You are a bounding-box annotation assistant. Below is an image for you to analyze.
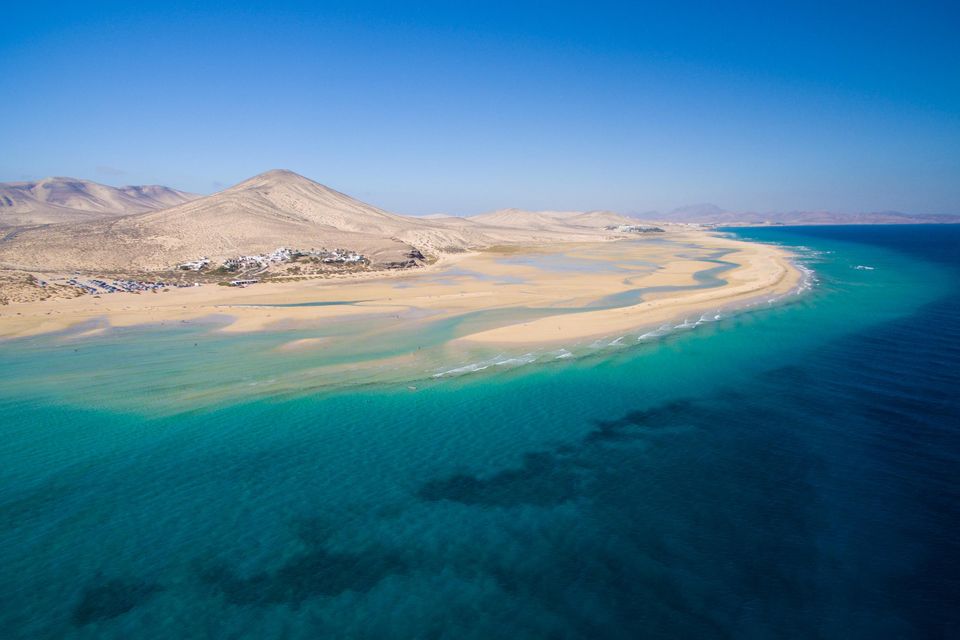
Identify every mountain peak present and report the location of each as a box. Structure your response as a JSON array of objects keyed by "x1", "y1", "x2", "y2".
[
  {"x1": 256, "y1": 168, "x2": 304, "y2": 179},
  {"x1": 228, "y1": 169, "x2": 327, "y2": 193},
  {"x1": 248, "y1": 169, "x2": 312, "y2": 184},
  {"x1": 37, "y1": 176, "x2": 86, "y2": 186}
]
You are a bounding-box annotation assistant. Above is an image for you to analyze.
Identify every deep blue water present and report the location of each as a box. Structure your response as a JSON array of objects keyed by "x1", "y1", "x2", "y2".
[{"x1": 0, "y1": 225, "x2": 958, "y2": 638}]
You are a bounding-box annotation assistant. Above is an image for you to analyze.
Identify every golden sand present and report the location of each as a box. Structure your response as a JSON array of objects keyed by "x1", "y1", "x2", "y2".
[{"x1": 0, "y1": 231, "x2": 800, "y2": 345}]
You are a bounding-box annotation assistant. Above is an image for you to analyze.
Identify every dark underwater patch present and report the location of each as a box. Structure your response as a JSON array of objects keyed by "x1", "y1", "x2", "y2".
[
  {"x1": 585, "y1": 398, "x2": 703, "y2": 443},
  {"x1": 72, "y1": 578, "x2": 162, "y2": 626},
  {"x1": 417, "y1": 451, "x2": 584, "y2": 506},
  {"x1": 200, "y1": 546, "x2": 405, "y2": 607},
  {"x1": 417, "y1": 398, "x2": 711, "y2": 507}
]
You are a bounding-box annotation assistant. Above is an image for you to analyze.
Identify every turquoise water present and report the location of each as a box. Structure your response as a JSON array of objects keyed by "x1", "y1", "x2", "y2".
[{"x1": 1, "y1": 226, "x2": 958, "y2": 638}]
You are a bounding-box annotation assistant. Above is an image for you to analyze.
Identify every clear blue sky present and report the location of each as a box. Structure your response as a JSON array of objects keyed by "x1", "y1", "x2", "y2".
[{"x1": 2, "y1": 1, "x2": 958, "y2": 215}]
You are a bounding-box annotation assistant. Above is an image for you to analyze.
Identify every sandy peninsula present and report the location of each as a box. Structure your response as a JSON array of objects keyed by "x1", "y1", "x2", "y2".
[
  {"x1": 0, "y1": 170, "x2": 805, "y2": 352},
  {"x1": 0, "y1": 229, "x2": 800, "y2": 346}
]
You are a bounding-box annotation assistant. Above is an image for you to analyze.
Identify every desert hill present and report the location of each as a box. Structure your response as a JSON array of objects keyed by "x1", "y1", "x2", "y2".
[
  {"x1": 0, "y1": 170, "x2": 652, "y2": 274},
  {"x1": 0, "y1": 177, "x2": 198, "y2": 226},
  {"x1": 0, "y1": 170, "x2": 419, "y2": 271}
]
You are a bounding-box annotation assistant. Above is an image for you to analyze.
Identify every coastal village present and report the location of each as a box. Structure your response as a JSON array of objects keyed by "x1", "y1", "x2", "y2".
[
  {"x1": 0, "y1": 233, "x2": 437, "y2": 302},
  {"x1": 179, "y1": 246, "x2": 367, "y2": 274},
  {"x1": 604, "y1": 224, "x2": 665, "y2": 233},
  {"x1": 29, "y1": 246, "x2": 380, "y2": 298},
  {"x1": 176, "y1": 247, "x2": 371, "y2": 286}
]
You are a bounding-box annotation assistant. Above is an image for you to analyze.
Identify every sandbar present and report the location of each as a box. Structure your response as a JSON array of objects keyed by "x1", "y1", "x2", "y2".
[{"x1": 0, "y1": 230, "x2": 802, "y2": 346}]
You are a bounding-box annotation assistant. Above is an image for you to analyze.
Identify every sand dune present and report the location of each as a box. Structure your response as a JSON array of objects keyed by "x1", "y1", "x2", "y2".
[{"x1": 0, "y1": 177, "x2": 198, "y2": 226}]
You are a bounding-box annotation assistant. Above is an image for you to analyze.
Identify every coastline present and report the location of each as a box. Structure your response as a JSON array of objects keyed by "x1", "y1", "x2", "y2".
[
  {"x1": 455, "y1": 236, "x2": 800, "y2": 345},
  {"x1": 0, "y1": 230, "x2": 802, "y2": 346}
]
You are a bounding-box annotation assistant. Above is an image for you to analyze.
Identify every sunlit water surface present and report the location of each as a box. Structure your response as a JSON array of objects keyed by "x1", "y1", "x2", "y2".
[{"x1": 1, "y1": 226, "x2": 958, "y2": 638}]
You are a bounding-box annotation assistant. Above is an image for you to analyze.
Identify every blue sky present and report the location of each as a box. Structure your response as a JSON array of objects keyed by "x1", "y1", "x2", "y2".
[{"x1": 2, "y1": 1, "x2": 958, "y2": 215}]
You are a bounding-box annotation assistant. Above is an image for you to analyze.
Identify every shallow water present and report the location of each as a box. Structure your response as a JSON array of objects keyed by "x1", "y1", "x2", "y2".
[
  {"x1": 497, "y1": 251, "x2": 634, "y2": 273},
  {"x1": 1, "y1": 226, "x2": 958, "y2": 638},
  {"x1": 587, "y1": 257, "x2": 735, "y2": 308},
  {"x1": 0, "y1": 239, "x2": 769, "y2": 410},
  {"x1": 227, "y1": 300, "x2": 368, "y2": 308}
]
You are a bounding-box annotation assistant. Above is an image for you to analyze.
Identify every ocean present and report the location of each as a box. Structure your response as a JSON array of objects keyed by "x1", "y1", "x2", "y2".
[{"x1": 0, "y1": 225, "x2": 957, "y2": 638}]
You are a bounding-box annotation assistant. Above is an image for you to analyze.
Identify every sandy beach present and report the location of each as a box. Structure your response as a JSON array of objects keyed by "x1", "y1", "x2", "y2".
[{"x1": 0, "y1": 230, "x2": 801, "y2": 346}]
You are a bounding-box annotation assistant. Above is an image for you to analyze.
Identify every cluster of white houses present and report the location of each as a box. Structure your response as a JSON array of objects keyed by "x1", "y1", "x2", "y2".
[
  {"x1": 605, "y1": 224, "x2": 665, "y2": 233},
  {"x1": 178, "y1": 258, "x2": 211, "y2": 271},
  {"x1": 179, "y1": 247, "x2": 367, "y2": 273},
  {"x1": 220, "y1": 247, "x2": 291, "y2": 272},
  {"x1": 317, "y1": 249, "x2": 366, "y2": 264}
]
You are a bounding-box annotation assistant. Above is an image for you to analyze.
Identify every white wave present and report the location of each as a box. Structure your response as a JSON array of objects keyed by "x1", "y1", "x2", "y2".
[
  {"x1": 638, "y1": 324, "x2": 674, "y2": 341},
  {"x1": 432, "y1": 361, "x2": 493, "y2": 378},
  {"x1": 432, "y1": 352, "x2": 539, "y2": 378},
  {"x1": 494, "y1": 353, "x2": 538, "y2": 367}
]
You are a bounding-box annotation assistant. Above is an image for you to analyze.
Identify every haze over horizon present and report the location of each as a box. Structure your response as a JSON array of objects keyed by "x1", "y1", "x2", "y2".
[{"x1": 2, "y1": 1, "x2": 958, "y2": 216}]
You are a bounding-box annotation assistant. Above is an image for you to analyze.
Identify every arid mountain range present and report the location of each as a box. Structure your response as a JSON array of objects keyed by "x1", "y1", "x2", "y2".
[
  {"x1": 0, "y1": 170, "x2": 641, "y2": 273},
  {"x1": 1, "y1": 171, "x2": 956, "y2": 274},
  {"x1": 656, "y1": 203, "x2": 960, "y2": 225},
  {"x1": 0, "y1": 177, "x2": 198, "y2": 226}
]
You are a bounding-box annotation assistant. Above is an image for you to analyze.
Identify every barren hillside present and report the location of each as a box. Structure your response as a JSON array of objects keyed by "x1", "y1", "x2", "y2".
[
  {"x1": 0, "y1": 177, "x2": 198, "y2": 226},
  {"x1": 0, "y1": 170, "x2": 649, "y2": 273}
]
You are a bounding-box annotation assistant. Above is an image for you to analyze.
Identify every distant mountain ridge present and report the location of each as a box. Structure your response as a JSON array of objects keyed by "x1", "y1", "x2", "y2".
[
  {"x1": 0, "y1": 177, "x2": 198, "y2": 226},
  {"x1": 655, "y1": 203, "x2": 960, "y2": 225},
  {"x1": 468, "y1": 208, "x2": 640, "y2": 231},
  {"x1": 4, "y1": 169, "x2": 954, "y2": 275}
]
